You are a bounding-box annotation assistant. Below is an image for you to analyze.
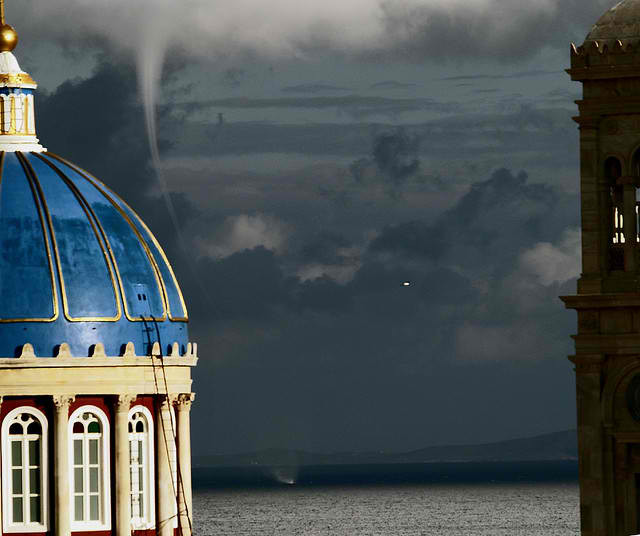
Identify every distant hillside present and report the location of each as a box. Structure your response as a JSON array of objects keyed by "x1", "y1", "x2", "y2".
[
  {"x1": 194, "y1": 430, "x2": 577, "y2": 468},
  {"x1": 398, "y1": 430, "x2": 577, "y2": 463}
]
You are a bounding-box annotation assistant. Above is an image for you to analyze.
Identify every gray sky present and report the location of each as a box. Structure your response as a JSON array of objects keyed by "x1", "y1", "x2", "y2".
[{"x1": 9, "y1": 0, "x2": 618, "y2": 455}]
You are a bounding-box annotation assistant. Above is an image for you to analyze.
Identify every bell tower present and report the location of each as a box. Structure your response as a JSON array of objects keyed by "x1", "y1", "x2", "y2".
[{"x1": 563, "y1": 1, "x2": 640, "y2": 534}]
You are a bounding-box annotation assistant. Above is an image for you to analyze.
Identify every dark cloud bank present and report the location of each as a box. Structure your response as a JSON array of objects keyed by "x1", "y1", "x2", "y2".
[
  {"x1": 36, "y1": 59, "x2": 579, "y2": 455},
  {"x1": 9, "y1": 0, "x2": 612, "y2": 72}
]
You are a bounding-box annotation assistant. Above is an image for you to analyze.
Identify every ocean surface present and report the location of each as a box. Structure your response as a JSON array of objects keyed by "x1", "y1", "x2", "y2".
[{"x1": 192, "y1": 464, "x2": 579, "y2": 535}]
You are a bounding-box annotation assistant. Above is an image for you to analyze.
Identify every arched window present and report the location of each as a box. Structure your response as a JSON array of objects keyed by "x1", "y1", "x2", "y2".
[
  {"x1": 605, "y1": 156, "x2": 625, "y2": 270},
  {"x1": 69, "y1": 406, "x2": 110, "y2": 531},
  {"x1": 1, "y1": 407, "x2": 49, "y2": 533},
  {"x1": 128, "y1": 406, "x2": 155, "y2": 530}
]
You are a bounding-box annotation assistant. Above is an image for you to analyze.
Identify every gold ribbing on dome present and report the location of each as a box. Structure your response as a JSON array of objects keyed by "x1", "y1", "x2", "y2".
[{"x1": 0, "y1": 0, "x2": 17, "y2": 53}]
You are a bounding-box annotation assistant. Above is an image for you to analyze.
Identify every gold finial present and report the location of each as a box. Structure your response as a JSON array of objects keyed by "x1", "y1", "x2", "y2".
[{"x1": 0, "y1": 0, "x2": 18, "y2": 52}]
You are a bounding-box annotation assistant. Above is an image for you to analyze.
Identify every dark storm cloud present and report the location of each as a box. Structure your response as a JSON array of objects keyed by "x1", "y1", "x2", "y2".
[
  {"x1": 221, "y1": 68, "x2": 247, "y2": 88},
  {"x1": 373, "y1": 0, "x2": 609, "y2": 62},
  {"x1": 544, "y1": 87, "x2": 582, "y2": 105},
  {"x1": 185, "y1": 95, "x2": 459, "y2": 119},
  {"x1": 184, "y1": 167, "x2": 579, "y2": 453},
  {"x1": 299, "y1": 231, "x2": 352, "y2": 265},
  {"x1": 33, "y1": 52, "x2": 581, "y2": 455},
  {"x1": 171, "y1": 104, "x2": 575, "y2": 162},
  {"x1": 371, "y1": 169, "x2": 577, "y2": 270},
  {"x1": 350, "y1": 130, "x2": 424, "y2": 190},
  {"x1": 370, "y1": 81, "x2": 418, "y2": 90},
  {"x1": 281, "y1": 84, "x2": 351, "y2": 94},
  {"x1": 183, "y1": 167, "x2": 576, "y2": 326},
  {"x1": 10, "y1": 0, "x2": 613, "y2": 72},
  {"x1": 36, "y1": 59, "x2": 152, "y2": 200},
  {"x1": 369, "y1": 220, "x2": 447, "y2": 260},
  {"x1": 440, "y1": 70, "x2": 563, "y2": 82},
  {"x1": 373, "y1": 131, "x2": 421, "y2": 181},
  {"x1": 471, "y1": 88, "x2": 501, "y2": 95}
]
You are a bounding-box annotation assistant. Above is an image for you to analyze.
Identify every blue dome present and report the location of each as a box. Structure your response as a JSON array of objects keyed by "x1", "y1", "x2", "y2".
[{"x1": 0, "y1": 151, "x2": 189, "y2": 357}]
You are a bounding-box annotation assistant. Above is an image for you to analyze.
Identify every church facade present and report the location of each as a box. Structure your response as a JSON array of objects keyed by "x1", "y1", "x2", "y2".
[
  {"x1": 0, "y1": 6, "x2": 196, "y2": 536},
  {"x1": 565, "y1": 0, "x2": 640, "y2": 534}
]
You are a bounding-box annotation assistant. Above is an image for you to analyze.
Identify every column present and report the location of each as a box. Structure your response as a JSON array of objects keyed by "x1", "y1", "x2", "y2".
[
  {"x1": 156, "y1": 395, "x2": 175, "y2": 536},
  {"x1": 176, "y1": 394, "x2": 195, "y2": 536},
  {"x1": 53, "y1": 395, "x2": 75, "y2": 536},
  {"x1": 115, "y1": 395, "x2": 135, "y2": 536}
]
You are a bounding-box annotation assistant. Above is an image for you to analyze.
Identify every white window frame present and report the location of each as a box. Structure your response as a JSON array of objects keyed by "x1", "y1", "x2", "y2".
[
  {"x1": 1, "y1": 406, "x2": 49, "y2": 534},
  {"x1": 128, "y1": 405, "x2": 155, "y2": 530},
  {"x1": 68, "y1": 405, "x2": 111, "y2": 531}
]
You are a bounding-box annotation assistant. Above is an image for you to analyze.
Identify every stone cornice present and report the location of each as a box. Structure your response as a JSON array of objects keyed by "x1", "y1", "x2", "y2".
[
  {"x1": 561, "y1": 294, "x2": 640, "y2": 309},
  {"x1": 568, "y1": 65, "x2": 640, "y2": 81},
  {"x1": 569, "y1": 353, "x2": 605, "y2": 373},
  {"x1": 10, "y1": 339, "x2": 198, "y2": 360},
  {"x1": 612, "y1": 432, "x2": 640, "y2": 443},
  {"x1": 0, "y1": 356, "x2": 198, "y2": 368},
  {"x1": 0, "y1": 360, "x2": 194, "y2": 397}
]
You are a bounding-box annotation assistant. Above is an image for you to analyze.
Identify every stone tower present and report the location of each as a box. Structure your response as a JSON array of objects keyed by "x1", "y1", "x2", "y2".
[{"x1": 564, "y1": 1, "x2": 640, "y2": 534}]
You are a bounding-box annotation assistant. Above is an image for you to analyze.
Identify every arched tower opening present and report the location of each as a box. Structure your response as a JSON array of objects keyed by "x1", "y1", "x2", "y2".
[{"x1": 605, "y1": 156, "x2": 624, "y2": 269}]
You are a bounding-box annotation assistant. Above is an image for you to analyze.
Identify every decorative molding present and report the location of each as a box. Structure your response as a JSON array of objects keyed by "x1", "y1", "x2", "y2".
[
  {"x1": 115, "y1": 394, "x2": 136, "y2": 412},
  {"x1": 55, "y1": 342, "x2": 71, "y2": 358},
  {"x1": 159, "y1": 393, "x2": 180, "y2": 408},
  {"x1": 175, "y1": 393, "x2": 195, "y2": 410},
  {"x1": 3, "y1": 340, "x2": 199, "y2": 359},
  {"x1": 90, "y1": 343, "x2": 106, "y2": 358},
  {"x1": 19, "y1": 343, "x2": 35, "y2": 358},
  {"x1": 123, "y1": 341, "x2": 136, "y2": 357},
  {"x1": 52, "y1": 394, "x2": 75, "y2": 410},
  {"x1": 0, "y1": 72, "x2": 36, "y2": 88}
]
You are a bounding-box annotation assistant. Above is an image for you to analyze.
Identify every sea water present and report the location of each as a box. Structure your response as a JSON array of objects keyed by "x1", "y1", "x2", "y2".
[{"x1": 193, "y1": 482, "x2": 579, "y2": 535}]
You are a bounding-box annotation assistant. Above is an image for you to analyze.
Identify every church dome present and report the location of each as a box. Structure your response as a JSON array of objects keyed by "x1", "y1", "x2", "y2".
[
  {"x1": 585, "y1": 0, "x2": 640, "y2": 43},
  {"x1": 0, "y1": 151, "x2": 189, "y2": 358},
  {"x1": 0, "y1": 15, "x2": 191, "y2": 359}
]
